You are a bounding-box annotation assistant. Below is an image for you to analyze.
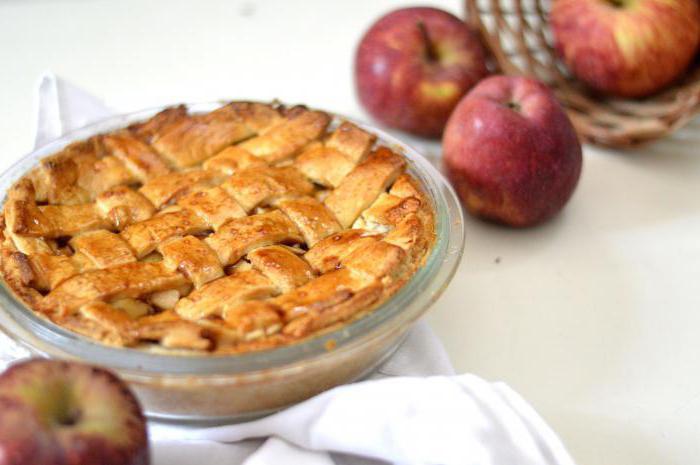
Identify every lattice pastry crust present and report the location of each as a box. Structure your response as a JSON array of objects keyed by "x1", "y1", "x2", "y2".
[{"x1": 0, "y1": 102, "x2": 435, "y2": 354}]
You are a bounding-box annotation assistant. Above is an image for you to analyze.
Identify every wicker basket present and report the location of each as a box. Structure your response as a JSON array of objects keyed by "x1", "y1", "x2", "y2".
[{"x1": 465, "y1": 0, "x2": 700, "y2": 148}]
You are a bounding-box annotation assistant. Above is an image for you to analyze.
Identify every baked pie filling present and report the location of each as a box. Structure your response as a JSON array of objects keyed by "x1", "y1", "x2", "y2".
[{"x1": 0, "y1": 102, "x2": 435, "y2": 354}]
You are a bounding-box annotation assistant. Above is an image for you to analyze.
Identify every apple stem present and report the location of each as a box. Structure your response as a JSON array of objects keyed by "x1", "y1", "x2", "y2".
[{"x1": 417, "y1": 21, "x2": 438, "y2": 62}]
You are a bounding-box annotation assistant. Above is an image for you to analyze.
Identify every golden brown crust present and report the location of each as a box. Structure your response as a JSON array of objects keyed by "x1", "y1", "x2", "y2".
[
  {"x1": 237, "y1": 109, "x2": 330, "y2": 163},
  {"x1": 29, "y1": 138, "x2": 113, "y2": 205},
  {"x1": 221, "y1": 166, "x2": 313, "y2": 212},
  {"x1": 38, "y1": 262, "x2": 189, "y2": 316},
  {"x1": 128, "y1": 105, "x2": 189, "y2": 142},
  {"x1": 325, "y1": 121, "x2": 376, "y2": 163},
  {"x1": 139, "y1": 170, "x2": 223, "y2": 208},
  {"x1": 153, "y1": 119, "x2": 253, "y2": 169},
  {"x1": 296, "y1": 142, "x2": 356, "y2": 188},
  {"x1": 0, "y1": 102, "x2": 435, "y2": 354},
  {"x1": 174, "y1": 269, "x2": 277, "y2": 320},
  {"x1": 158, "y1": 235, "x2": 224, "y2": 289},
  {"x1": 205, "y1": 210, "x2": 304, "y2": 266},
  {"x1": 248, "y1": 245, "x2": 314, "y2": 293},
  {"x1": 69, "y1": 230, "x2": 136, "y2": 269},
  {"x1": 202, "y1": 146, "x2": 267, "y2": 175},
  {"x1": 103, "y1": 132, "x2": 171, "y2": 180},
  {"x1": 276, "y1": 197, "x2": 342, "y2": 247},
  {"x1": 304, "y1": 229, "x2": 381, "y2": 274},
  {"x1": 95, "y1": 186, "x2": 156, "y2": 230},
  {"x1": 120, "y1": 209, "x2": 210, "y2": 258},
  {"x1": 324, "y1": 146, "x2": 407, "y2": 228}
]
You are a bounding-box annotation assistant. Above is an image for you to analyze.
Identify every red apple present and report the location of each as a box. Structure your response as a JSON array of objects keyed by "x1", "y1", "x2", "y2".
[
  {"x1": 443, "y1": 75, "x2": 582, "y2": 227},
  {"x1": 355, "y1": 7, "x2": 489, "y2": 138},
  {"x1": 0, "y1": 359, "x2": 149, "y2": 465},
  {"x1": 551, "y1": 0, "x2": 700, "y2": 98}
]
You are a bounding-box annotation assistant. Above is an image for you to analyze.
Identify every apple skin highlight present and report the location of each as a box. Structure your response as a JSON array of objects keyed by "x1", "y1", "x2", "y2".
[
  {"x1": 443, "y1": 76, "x2": 582, "y2": 227},
  {"x1": 355, "y1": 7, "x2": 489, "y2": 138},
  {"x1": 551, "y1": 0, "x2": 700, "y2": 98}
]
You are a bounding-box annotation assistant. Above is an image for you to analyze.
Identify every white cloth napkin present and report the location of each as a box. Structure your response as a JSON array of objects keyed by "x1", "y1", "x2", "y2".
[{"x1": 30, "y1": 73, "x2": 576, "y2": 465}]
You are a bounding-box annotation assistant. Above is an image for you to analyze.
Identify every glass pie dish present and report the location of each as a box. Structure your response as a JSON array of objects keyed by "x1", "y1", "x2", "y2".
[{"x1": 0, "y1": 103, "x2": 465, "y2": 423}]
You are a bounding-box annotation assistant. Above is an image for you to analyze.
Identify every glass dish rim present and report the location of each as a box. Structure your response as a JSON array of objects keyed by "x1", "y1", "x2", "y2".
[{"x1": 0, "y1": 102, "x2": 465, "y2": 376}]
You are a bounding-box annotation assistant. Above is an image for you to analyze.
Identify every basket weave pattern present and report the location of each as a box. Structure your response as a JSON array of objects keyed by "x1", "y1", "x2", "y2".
[{"x1": 465, "y1": 0, "x2": 700, "y2": 148}]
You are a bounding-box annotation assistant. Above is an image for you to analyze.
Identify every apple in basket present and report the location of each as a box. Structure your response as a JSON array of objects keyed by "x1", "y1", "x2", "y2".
[
  {"x1": 443, "y1": 75, "x2": 582, "y2": 227},
  {"x1": 0, "y1": 358, "x2": 149, "y2": 465},
  {"x1": 550, "y1": 0, "x2": 700, "y2": 98},
  {"x1": 355, "y1": 7, "x2": 489, "y2": 138}
]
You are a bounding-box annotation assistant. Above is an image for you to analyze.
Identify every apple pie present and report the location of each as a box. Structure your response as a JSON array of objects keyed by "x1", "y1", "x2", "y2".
[{"x1": 0, "y1": 102, "x2": 435, "y2": 354}]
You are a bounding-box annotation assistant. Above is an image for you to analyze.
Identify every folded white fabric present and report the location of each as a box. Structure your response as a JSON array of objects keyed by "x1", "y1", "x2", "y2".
[
  {"x1": 30, "y1": 73, "x2": 576, "y2": 465},
  {"x1": 153, "y1": 374, "x2": 576, "y2": 465}
]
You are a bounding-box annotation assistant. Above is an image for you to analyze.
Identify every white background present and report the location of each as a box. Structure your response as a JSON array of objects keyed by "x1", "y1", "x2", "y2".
[{"x1": 1, "y1": 1, "x2": 699, "y2": 464}]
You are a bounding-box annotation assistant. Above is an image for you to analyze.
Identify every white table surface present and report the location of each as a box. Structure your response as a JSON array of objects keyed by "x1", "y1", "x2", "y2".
[{"x1": 1, "y1": 1, "x2": 699, "y2": 464}]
